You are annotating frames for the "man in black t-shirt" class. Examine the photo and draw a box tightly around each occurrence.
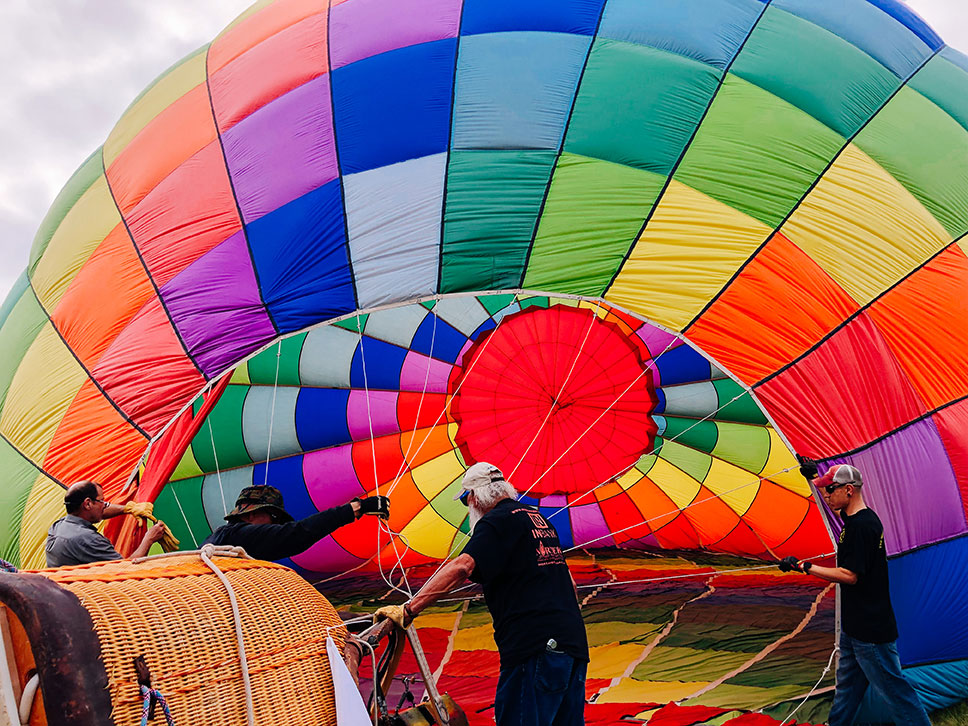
[783,463,930,726]
[376,462,588,726]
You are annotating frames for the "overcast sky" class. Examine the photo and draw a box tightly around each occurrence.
[0,1,965,304]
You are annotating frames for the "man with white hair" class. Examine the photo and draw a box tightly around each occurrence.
[782,462,930,726]
[376,461,588,725]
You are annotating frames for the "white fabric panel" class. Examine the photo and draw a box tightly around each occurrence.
[241,386,301,463]
[202,467,253,530]
[432,296,490,336]
[661,381,719,419]
[300,326,357,387]
[326,636,372,726]
[364,305,429,348]
[344,153,446,308]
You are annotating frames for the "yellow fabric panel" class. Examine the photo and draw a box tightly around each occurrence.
[453,624,497,652]
[958,239,968,259]
[230,365,251,385]
[606,180,773,332]
[103,52,208,165]
[782,143,952,306]
[413,612,459,631]
[587,643,646,679]
[399,505,458,559]
[596,677,709,704]
[617,469,642,491]
[413,449,464,500]
[31,175,121,311]
[19,474,66,569]
[647,457,701,510]
[0,323,88,464]
[761,429,810,496]
[704,458,760,516]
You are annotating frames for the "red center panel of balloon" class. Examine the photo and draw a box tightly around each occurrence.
[449,305,658,497]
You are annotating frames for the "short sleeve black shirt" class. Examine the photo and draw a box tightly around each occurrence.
[837,507,898,643]
[461,499,588,670]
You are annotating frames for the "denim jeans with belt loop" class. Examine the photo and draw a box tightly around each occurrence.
[494,646,587,726]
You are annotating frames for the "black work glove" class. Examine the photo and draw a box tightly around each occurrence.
[778,555,802,573]
[355,495,390,519]
[796,455,819,481]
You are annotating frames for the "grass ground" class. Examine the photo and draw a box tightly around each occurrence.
[933,701,968,725]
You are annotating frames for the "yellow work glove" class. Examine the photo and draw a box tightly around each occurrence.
[374,603,413,630]
[123,501,154,519]
[158,523,180,553]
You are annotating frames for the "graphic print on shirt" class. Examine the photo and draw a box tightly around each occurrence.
[522,508,565,567]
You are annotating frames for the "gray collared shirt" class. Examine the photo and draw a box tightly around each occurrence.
[45,514,122,568]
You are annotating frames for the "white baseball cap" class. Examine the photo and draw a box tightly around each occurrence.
[454,462,507,500]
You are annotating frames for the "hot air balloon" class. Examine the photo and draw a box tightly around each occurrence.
[0,0,966,722]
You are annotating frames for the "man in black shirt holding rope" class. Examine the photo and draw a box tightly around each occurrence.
[782,462,930,725]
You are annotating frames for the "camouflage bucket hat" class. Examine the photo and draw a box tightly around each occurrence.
[224,485,294,523]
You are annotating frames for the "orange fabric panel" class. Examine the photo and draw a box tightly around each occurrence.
[92,297,206,436]
[383,472,428,534]
[687,233,860,385]
[933,402,968,520]
[739,481,810,550]
[772,503,832,561]
[50,225,155,370]
[209,0,322,73]
[679,484,740,547]
[867,245,968,410]
[626,476,682,534]
[713,521,769,558]
[43,379,148,497]
[401,425,454,469]
[106,83,215,215]
[754,313,926,459]
[211,11,329,133]
[127,141,242,288]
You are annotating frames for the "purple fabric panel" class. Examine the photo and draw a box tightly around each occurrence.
[291,535,367,573]
[830,419,966,555]
[400,352,452,394]
[222,74,337,224]
[635,324,680,360]
[304,444,366,510]
[161,230,275,377]
[570,503,615,549]
[347,390,400,440]
[539,494,567,508]
[330,0,462,69]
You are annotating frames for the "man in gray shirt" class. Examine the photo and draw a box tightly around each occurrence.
[46,480,167,567]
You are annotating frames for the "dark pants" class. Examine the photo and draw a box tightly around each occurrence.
[828,634,931,726]
[495,650,587,726]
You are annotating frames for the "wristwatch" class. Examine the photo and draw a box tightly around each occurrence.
[802,561,813,573]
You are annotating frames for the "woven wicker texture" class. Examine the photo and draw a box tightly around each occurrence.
[38,555,348,725]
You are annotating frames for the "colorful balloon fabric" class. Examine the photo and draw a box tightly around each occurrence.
[0,0,966,713]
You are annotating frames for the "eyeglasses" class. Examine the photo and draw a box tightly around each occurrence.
[458,489,470,507]
[823,482,854,495]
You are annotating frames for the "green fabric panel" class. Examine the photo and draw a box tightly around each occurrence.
[583,604,680,625]
[430,476,467,529]
[674,74,844,228]
[711,422,770,473]
[247,333,305,385]
[28,148,104,273]
[712,379,768,424]
[656,437,711,482]
[230,365,250,385]
[565,38,720,173]
[662,417,719,454]
[519,296,549,309]
[661,621,781,653]
[584,621,662,647]
[726,653,833,688]
[170,446,203,482]
[0,273,29,329]
[0,290,47,411]
[631,645,752,681]
[0,437,45,566]
[191,385,250,474]
[334,315,368,334]
[693,683,807,710]
[909,53,968,133]
[732,7,899,139]
[441,149,557,293]
[857,89,968,237]
[634,453,657,476]
[154,476,211,549]
[762,693,833,723]
[525,154,664,296]
[479,294,517,315]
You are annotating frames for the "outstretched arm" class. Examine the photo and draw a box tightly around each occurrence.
[376,554,476,628]
[801,561,858,586]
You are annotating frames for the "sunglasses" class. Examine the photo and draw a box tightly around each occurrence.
[458,489,470,507]
[823,481,854,495]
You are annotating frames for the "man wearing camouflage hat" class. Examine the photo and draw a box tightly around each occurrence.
[204,485,389,561]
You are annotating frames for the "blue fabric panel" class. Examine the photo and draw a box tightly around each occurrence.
[775,0,932,78]
[460,0,605,36]
[295,388,352,451]
[890,535,968,666]
[944,46,968,75]
[598,0,763,70]
[471,318,497,340]
[253,454,318,520]
[452,32,590,150]
[350,338,407,389]
[653,389,667,415]
[542,507,575,549]
[858,659,968,718]
[411,314,466,362]
[333,39,456,174]
[246,180,356,335]
[864,0,944,51]
[655,345,711,386]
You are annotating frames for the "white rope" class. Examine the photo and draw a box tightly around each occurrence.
[208,418,227,517]
[776,645,837,724]
[199,544,255,726]
[169,485,199,548]
[263,340,283,486]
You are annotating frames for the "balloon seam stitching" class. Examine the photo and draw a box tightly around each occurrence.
[680,44,945,334]
[599,0,775,298]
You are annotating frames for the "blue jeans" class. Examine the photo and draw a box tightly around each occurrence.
[828,633,931,726]
[495,650,587,726]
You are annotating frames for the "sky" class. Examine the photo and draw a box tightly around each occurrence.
[0,1,965,304]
